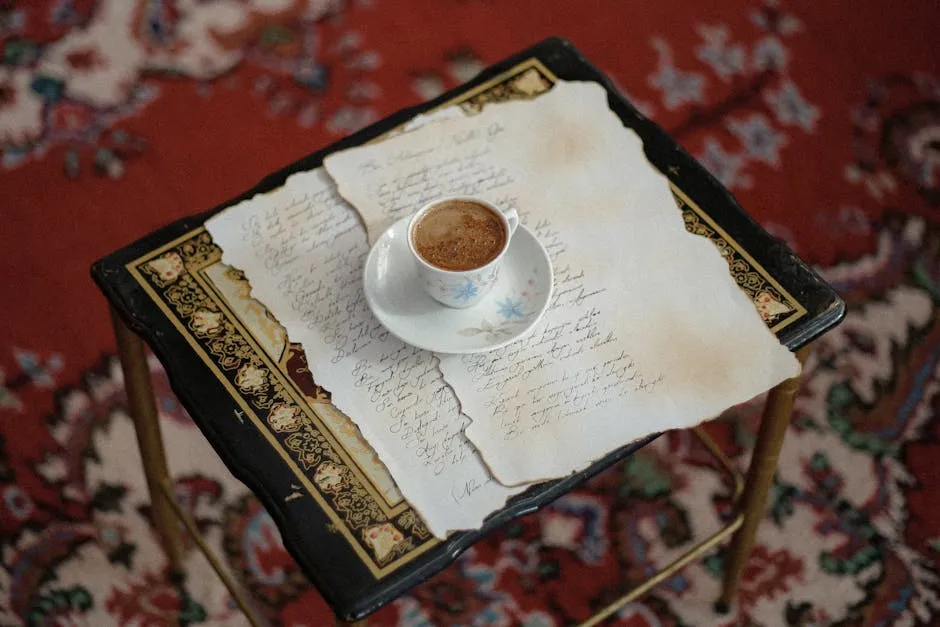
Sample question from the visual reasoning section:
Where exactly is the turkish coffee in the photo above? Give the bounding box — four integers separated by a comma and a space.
412, 200, 507, 271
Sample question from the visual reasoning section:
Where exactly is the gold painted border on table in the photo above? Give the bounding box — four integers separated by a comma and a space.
670, 185, 807, 332
432, 57, 558, 112
193, 263, 408, 517
124, 54, 808, 577
125, 231, 437, 577
175, 235, 410, 516
266, 339, 408, 509
368, 58, 558, 144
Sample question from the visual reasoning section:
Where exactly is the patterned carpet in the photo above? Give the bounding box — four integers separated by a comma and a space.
2, 1, 940, 625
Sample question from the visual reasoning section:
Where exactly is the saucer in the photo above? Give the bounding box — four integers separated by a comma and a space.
363, 218, 553, 354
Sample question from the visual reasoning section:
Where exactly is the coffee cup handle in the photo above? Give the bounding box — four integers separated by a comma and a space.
502, 207, 519, 236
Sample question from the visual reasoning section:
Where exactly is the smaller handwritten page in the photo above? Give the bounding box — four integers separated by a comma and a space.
325, 80, 801, 486
205, 169, 522, 536
335, 115, 520, 247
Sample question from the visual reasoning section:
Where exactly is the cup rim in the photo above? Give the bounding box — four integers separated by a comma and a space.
407, 196, 513, 276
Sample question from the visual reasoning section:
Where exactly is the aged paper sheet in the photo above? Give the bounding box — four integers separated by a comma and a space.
205, 169, 522, 537
325, 80, 800, 485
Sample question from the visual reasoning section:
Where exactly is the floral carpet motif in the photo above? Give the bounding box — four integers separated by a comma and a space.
2, 1, 939, 625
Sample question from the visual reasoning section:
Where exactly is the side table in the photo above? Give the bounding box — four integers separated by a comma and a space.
93, 37, 845, 626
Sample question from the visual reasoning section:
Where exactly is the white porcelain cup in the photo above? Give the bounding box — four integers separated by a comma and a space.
408, 196, 519, 309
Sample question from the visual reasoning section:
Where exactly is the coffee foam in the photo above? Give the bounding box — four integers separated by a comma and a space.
413, 200, 506, 271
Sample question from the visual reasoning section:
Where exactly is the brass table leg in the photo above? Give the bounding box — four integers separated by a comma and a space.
715, 345, 810, 612
111, 307, 185, 578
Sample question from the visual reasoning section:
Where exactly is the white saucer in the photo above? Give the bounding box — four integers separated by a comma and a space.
364, 218, 553, 354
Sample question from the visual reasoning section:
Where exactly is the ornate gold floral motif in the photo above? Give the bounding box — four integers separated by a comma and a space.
202, 327, 254, 372
396, 510, 431, 541
268, 403, 303, 433
178, 231, 221, 269
313, 461, 346, 492
363, 522, 406, 563
144, 252, 184, 285
678, 197, 797, 328
164, 275, 202, 315
235, 362, 269, 394
283, 429, 331, 468
461, 66, 553, 114
134, 234, 409, 568
754, 291, 793, 321
190, 309, 223, 336
333, 481, 387, 530
377, 536, 415, 567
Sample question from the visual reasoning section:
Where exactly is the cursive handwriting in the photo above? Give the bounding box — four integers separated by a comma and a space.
228, 175, 486, 484
451, 475, 494, 505
458, 216, 665, 439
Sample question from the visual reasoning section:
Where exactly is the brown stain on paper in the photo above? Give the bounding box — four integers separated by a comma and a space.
643, 310, 734, 411
534, 104, 601, 174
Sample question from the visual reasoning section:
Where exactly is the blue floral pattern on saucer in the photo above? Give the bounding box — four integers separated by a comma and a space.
458, 269, 544, 341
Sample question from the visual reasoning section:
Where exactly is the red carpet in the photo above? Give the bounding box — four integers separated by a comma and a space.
2, 1, 940, 625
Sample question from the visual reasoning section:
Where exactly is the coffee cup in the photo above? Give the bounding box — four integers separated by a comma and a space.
408, 196, 519, 309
